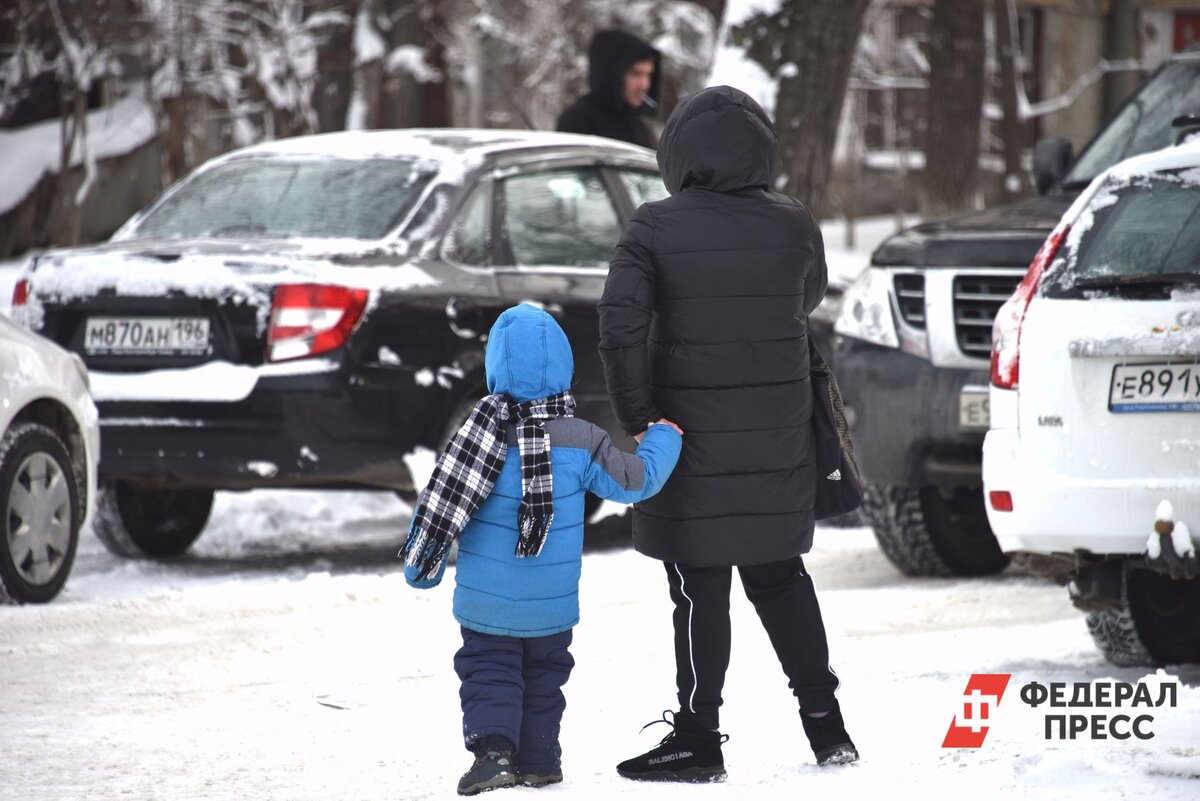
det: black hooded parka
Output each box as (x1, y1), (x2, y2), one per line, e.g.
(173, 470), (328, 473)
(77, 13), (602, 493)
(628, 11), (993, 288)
(598, 86), (829, 567)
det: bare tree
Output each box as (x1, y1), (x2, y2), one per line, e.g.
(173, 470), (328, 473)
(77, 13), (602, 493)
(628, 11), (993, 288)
(920, 0), (985, 218)
(732, 0), (871, 218)
(992, 0), (1022, 203)
(23, 0), (145, 243)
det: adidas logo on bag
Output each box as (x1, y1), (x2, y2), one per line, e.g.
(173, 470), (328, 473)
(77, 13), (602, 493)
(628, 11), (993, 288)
(827, 469), (842, 481)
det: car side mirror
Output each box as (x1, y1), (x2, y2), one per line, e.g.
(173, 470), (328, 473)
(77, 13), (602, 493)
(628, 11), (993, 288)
(1172, 114), (1200, 146)
(1032, 137), (1074, 195)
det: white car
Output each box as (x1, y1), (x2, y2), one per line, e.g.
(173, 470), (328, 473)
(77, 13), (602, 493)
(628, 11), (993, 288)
(983, 137), (1200, 667)
(0, 313), (99, 603)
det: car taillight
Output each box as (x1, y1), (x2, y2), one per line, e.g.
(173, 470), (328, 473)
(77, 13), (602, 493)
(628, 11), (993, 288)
(11, 278), (28, 307)
(989, 490), (1014, 512)
(990, 226), (1069, 389)
(267, 283), (369, 363)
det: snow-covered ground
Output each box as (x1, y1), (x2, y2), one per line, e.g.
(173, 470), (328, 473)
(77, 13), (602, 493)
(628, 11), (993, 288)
(1, 491), (1197, 801)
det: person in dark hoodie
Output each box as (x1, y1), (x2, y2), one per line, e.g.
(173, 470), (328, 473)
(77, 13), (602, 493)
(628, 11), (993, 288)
(598, 86), (860, 781)
(557, 30), (660, 149)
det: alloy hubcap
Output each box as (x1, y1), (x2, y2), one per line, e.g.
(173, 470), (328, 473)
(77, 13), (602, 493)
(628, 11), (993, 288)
(6, 452), (71, 586)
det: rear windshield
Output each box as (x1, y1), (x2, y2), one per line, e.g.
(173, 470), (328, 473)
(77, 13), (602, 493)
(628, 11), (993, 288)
(131, 157), (435, 241)
(1065, 60), (1200, 187)
(1041, 169), (1200, 296)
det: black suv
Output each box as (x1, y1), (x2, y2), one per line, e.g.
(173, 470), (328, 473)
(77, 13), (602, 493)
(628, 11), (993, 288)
(12, 130), (686, 558)
(832, 46), (1200, 577)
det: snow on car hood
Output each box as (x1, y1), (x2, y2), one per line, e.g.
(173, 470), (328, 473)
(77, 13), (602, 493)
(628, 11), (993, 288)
(25, 238), (439, 333)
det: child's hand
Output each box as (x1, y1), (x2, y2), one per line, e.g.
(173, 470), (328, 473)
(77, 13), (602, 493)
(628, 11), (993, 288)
(635, 418), (683, 442)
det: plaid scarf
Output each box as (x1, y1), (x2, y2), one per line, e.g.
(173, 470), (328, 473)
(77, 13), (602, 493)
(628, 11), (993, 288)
(401, 390), (576, 582)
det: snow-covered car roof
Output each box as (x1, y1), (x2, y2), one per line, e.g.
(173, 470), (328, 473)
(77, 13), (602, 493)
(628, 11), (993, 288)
(1103, 136), (1200, 180)
(218, 128), (656, 166)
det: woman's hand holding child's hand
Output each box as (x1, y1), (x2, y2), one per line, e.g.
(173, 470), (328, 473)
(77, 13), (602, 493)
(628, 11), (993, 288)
(635, 419), (683, 443)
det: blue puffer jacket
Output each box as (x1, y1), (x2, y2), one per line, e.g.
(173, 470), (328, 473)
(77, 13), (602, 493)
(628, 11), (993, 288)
(404, 304), (682, 637)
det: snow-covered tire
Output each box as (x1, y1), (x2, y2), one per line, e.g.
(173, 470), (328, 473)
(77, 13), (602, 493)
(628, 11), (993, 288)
(0, 423), (81, 604)
(862, 484), (1009, 577)
(92, 482), (214, 559)
(1085, 569), (1155, 668)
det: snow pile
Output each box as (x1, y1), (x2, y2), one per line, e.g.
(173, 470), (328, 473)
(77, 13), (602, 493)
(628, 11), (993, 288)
(0, 96), (157, 216)
(89, 358), (337, 403)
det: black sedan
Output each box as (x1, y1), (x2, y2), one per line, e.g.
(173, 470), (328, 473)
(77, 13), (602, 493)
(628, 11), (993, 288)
(13, 129), (835, 558)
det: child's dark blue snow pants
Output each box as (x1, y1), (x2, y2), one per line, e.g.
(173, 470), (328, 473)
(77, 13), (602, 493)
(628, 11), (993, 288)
(453, 626), (574, 773)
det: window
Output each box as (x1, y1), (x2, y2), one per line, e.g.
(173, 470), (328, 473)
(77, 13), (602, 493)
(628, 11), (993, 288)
(133, 157), (434, 241)
(1065, 61), (1200, 186)
(445, 184), (491, 265)
(1042, 170), (1200, 295)
(618, 169), (670, 206)
(502, 168), (621, 266)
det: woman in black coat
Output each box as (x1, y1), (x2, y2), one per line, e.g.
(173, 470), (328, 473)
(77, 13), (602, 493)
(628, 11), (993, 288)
(598, 85), (859, 780)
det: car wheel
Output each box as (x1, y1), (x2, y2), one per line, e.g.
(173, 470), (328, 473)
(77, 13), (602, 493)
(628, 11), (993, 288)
(1125, 568), (1200, 665)
(1084, 568), (1155, 667)
(862, 484), (1009, 577)
(0, 423), (81, 604)
(93, 482), (214, 559)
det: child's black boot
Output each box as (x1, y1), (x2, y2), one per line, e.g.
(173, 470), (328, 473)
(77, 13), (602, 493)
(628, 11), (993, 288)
(457, 735), (517, 796)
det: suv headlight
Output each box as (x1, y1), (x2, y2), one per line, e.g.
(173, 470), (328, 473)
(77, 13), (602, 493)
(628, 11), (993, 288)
(834, 267), (899, 349)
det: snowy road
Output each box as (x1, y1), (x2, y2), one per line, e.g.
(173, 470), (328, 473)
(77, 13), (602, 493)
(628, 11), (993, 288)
(2, 491), (1197, 801)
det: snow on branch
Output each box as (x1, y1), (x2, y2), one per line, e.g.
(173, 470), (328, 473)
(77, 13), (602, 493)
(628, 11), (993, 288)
(386, 45), (442, 84)
(1016, 58), (1144, 121)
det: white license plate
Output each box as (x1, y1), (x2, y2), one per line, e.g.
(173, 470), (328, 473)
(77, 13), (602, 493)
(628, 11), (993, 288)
(959, 387), (990, 430)
(1109, 362), (1200, 413)
(85, 317), (210, 356)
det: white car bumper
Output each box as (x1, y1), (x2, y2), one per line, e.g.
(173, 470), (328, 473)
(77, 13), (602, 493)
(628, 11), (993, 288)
(983, 428), (1200, 555)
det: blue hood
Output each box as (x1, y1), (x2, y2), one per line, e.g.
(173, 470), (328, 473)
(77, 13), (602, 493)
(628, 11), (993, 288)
(485, 304), (574, 402)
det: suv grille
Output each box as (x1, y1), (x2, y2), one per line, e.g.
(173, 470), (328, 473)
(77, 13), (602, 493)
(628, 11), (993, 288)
(952, 274), (1022, 358)
(893, 274), (926, 329)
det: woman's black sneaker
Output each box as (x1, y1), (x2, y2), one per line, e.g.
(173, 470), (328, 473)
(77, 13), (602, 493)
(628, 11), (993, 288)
(616, 711), (728, 782)
(801, 700), (859, 766)
(457, 736), (517, 796)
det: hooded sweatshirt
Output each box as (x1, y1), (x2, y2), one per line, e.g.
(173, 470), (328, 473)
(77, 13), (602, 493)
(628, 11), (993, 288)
(556, 30), (661, 149)
(405, 304), (682, 637)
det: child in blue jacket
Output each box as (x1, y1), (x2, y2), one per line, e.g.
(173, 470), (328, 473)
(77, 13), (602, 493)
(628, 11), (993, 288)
(402, 303), (682, 796)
